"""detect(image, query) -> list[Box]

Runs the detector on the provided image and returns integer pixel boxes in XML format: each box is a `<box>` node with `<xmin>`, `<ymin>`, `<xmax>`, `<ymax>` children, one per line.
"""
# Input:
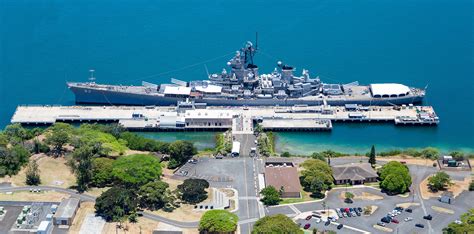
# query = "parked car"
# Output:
<box><xmin>391</xmin><ymin>218</ymin><xmax>399</xmax><ymax>224</ymax></box>
<box><xmin>377</xmin><ymin>222</ymin><xmax>386</xmax><ymax>227</ymax></box>
<box><xmin>404</xmin><ymin>217</ymin><xmax>413</xmax><ymax>222</ymax></box>
<box><xmin>423</xmin><ymin>215</ymin><xmax>433</xmax><ymax>220</ymax></box>
<box><xmin>382</xmin><ymin>216</ymin><xmax>392</xmax><ymax>223</ymax></box>
<box><xmin>304</xmin><ymin>223</ymin><xmax>311</xmax><ymax>229</ymax></box>
<box><xmin>454</xmin><ymin>220</ymin><xmax>462</xmax><ymax>225</ymax></box>
<box><xmin>415</xmin><ymin>223</ymin><xmax>425</xmax><ymax>228</ymax></box>
<box><xmin>325</xmin><ymin>220</ymin><xmax>331</xmax><ymax>226</ymax></box>
<box><xmin>337</xmin><ymin>224</ymin><xmax>344</xmax><ymax>229</ymax></box>
<box><xmin>355</xmin><ymin>209</ymin><xmax>361</xmax><ymax>216</ymax></box>
<box><xmin>336</xmin><ymin>210</ymin><xmax>342</xmax><ymax>218</ymax></box>
<box><xmin>306</xmin><ymin>215</ymin><xmax>312</xmax><ymax>220</ymax></box>
<box><xmin>357</xmin><ymin>207</ymin><xmax>363</xmax><ymax>212</ymax></box>
<box><xmin>395</xmin><ymin>206</ymin><xmax>404</xmax><ymax>211</ymax></box>
<box><xmin>406</xmin><ymin>208</ymin><xmax>413</xmax><ymax>213</ymax></box>
<box><xmin>314</xmin><ymin>218</ymin><xmax>321</xmax><ymax>223</ymax></box>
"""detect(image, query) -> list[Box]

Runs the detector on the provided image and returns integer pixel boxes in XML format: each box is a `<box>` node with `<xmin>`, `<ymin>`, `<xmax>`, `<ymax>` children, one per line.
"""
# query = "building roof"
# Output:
<box><xmin>37</xmin><ymin>221</ymin><xmax>51</xmax><ymax>231</ymax></box>
<box><xmin>54</xmin><ymin>198</ymin><xmax>80</xmax><ymax>219</ymax></box>
<box><xmin>195</xmin><ymin>85</ymin><xmax>222</xmax><ymax>94</ymax></box>
<box><xmin>370</xmin><ymin>83</ymin><xmax>410</xmax><ymax>97</ymax></box>
<box><xmin>164</xmin><ymin>86</ymin><xmax>191</xmax><ymax>96</ymax></box>
<box><xmin>264</xmin><ymin>166</ymin><xmax>301</xmax><ymax>194</ymax></box>
<box><xmin>332</xmin><ymin>163</ymin><xmax>378</xmax><ymax>181</ymax></box>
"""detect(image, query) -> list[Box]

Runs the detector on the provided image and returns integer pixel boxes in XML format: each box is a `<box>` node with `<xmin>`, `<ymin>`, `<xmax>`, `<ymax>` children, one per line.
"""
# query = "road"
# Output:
<box><xmin>233</xmin><ymin>132</ymin><xmax>263</xmax><ymax>234</ymax></box>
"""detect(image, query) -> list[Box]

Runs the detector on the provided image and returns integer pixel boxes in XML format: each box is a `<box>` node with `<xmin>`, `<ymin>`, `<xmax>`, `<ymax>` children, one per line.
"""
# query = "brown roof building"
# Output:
<box><xmin>332</xmin><ymin>163</ymin><xmax>378</xmax><ymax>185</ymax></box>
<box><xmin>264</xmin><ymin>160</ymin><xmax>301</xmax><ymax>198</ymax></box>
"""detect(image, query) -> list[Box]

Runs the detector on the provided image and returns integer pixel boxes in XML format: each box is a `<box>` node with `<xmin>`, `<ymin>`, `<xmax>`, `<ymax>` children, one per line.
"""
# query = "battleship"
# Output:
<box><xmin>68</xmin><ymin>40</ymin><xmax>425</xmax><ymax>107</ymax></box>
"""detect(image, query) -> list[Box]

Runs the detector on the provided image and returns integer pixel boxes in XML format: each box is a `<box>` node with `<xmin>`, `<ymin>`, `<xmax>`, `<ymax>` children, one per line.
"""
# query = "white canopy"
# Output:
<box><xmin>370</xmin><ymin>83</ymin><xmax>410</xmax><ymax>97</ymax></box>
<box><xmin>195</xmin><ymin>85</ymin><xmax>222</xmax><ymax>94</ymax></box>
<box><xmin>163</xmin><ymin>86</ymin><xmax>191</xmax><ymax>96</ymax></box>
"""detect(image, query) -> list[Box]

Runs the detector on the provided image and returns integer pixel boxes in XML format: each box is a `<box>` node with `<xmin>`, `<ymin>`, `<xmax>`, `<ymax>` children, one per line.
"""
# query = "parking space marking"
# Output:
<box><xmin>331</xmin><ymin>222</ymin><xmax>370</xmax><ymax>233</ymax></box>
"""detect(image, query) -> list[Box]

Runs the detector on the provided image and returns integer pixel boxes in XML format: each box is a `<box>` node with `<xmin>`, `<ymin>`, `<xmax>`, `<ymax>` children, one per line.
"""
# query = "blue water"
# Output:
<box><xmin>1</xmin><ymin>0</ymin><xmax>472</xmax><ymax>154</ymax></box>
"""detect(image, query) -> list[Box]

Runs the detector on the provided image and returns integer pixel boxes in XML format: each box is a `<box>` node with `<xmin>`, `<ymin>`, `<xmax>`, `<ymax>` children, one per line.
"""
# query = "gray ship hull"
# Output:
<box><xmin>69</xmin><ymin>86</ymin><xmax>424</xmax><ymax>106</ymax></box>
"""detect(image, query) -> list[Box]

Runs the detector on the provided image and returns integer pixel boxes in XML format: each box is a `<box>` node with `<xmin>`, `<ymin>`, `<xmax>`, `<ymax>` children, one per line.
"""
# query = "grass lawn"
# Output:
<box><xmin>0</xmin><ymin>155</ymin><xmax>76</xmax><ymax>188</ymax></box>
<box><xmin>280</xmin><ymin>190</ymin><xmax>318</xmax><ymax>205</ymax></box>
<box><xmin>0</xmin><ymin>191</ymin><xmax>69</xmax><ymax>202</ymax></box>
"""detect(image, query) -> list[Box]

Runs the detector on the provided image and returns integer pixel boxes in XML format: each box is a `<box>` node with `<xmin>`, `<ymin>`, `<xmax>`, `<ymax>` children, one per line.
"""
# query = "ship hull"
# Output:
<box><xmin>69</xmin><ymin>86</ymin><xmax>424</xmax><ymax>106</ymax></box>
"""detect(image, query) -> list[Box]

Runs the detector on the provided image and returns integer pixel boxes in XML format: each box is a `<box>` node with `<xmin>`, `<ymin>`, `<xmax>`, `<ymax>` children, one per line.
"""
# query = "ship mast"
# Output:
<box><xmin>88</xmin><ymin>69</ymin><xmax>96</xmax><ymax>84</ymax></box>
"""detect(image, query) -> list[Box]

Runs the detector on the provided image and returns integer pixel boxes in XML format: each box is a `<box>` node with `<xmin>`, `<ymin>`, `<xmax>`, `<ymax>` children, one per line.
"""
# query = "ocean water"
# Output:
<box><xmin>0</xmin><ymin>0</ymin><xmax>472</xmax><ymax>154</ymax></box>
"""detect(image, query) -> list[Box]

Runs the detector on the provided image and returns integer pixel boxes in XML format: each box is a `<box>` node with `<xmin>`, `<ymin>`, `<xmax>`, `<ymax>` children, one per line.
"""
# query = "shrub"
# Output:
<box><xmin>252</xmin><ymin>214</ymin><xmax>302</xmax><ymax>234</ymax></box>
<box><xmin>199</xmin><ymin>210</ymin><xmax>238</xmax><ymax>233</ymax></box>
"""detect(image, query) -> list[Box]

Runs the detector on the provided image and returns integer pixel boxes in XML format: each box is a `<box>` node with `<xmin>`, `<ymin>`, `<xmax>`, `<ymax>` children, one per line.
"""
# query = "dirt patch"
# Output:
<box><xmin>396</xmin><ymin>202</ymin><xmax>420</xmax><ymax>209</ymax></box>
<box><xmin>378</xmin><ymin>156</ymin><xmax>435</xmax><ymax>167</ymax></box>
<box><xmin>431</xmin><ymin>206</ymin><xmax>454</xmax><ymax>214</ymax></box>
<box><xmin>373</xmin><ymin>224</ymin><xmax>393</xmax><ymax>233</ymax></box>
<box><xmin>151</xmin><ymin>203</ymin><xmax>203</xmax><ymax>222</ymax></box>
<box><xmin>0</xmin><ymin>191</ymin><xmax>69</xmax><ymax>202</ymax></box>
<box><xmin>102</xmin><ymin>217</ymin><xmax>160</xmax><ymax>234</ymax></box>
<box><xmin>219</xmin><ymin>188</ymin><xmax>235</xmax><ymax>197</ymax></box>
<box><xmin>161</xmin><ymin>176</ymin><xmax>182</xmax><ymax>191</ymax></box>
<box><xmin>363</xmin><ymin>205</ymin><xmax>378</xmax><ymax>216</ymax></box>
<box><xmin>85</xmin><ymin>187</ymin><xmax>110</xmax><ymax>197</ymax></box>
<box><xmin>420</xmin><ymin>175</ymin><xmax>471</xmax><ymax>199</ymax></box>
<box><xmin>1</xmin><ymin>156</ymin><xmax>76</xmax><ymax>188</ymax></box>
<box><xmin>356</xmin><ymin>192</ymin><xmax>383</xmax><ymax>201</ymax></box>
<box><xmin>69</xmin><ymin>201</ymin><xmax>96</xmax><ymax>233</ymax></box>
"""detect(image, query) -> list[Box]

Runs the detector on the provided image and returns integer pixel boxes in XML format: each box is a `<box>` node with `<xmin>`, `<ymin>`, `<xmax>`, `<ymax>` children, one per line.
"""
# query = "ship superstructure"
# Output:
<box><xmin>67</xmin><ymin>40</ymin><xmax>425</xmax><ymax>106</ymax></box>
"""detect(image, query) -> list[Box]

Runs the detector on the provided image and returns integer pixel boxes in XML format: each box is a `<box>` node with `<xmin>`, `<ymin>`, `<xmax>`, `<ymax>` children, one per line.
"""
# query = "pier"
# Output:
<box><xmin>11</xmin><ymin>104</ymin><xmax>439</xmax><ymax>131</ymax></box>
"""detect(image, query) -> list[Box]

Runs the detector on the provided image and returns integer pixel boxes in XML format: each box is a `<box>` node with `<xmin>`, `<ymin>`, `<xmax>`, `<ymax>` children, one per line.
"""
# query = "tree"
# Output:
<box><xmin>0</xmin><ymin>145</ymin><xmax>30</xmax><ymax>177</ymax></box>
<box><xmin>0</xmin><ymin>133</ymin><xmax>8</xmax><ymax>147</ymax></box>
<box><xmin>168</xmin><ymin>141</ymin><xmax>196</xmax><ymax>169</ymax></box>
<box><xmin>443</xmin><ymin>209</ymin><xmax>474</xmax><ymax>234</ymax></box>
<box><xmin>252</xmin><ymin>214</ymin><xmax>303</xmax><ymax>234</ymax></box>
<box><xmin>260</xmin><ymin>186</ymin><xmax>281</xmax><ymax>206</ymax></box>
<box><xmin>300</xmin><ymin>159</ymin><xmax>333</xmax><ymax>196</ymax></box>
<box><xmin>310</xmin><ymin>152</ymin><xmax>325</xmax><ymax>161</ymax></box>
<box><xmin>305</xmin><ymin>173</ymin><xmax>330</xmax><ymax>198</ymax></box>
<box><xmin>199</xmin><ymin>210</ymin><xmax>238</xmax><ymax>233</ymax></box>
<box><xmin>95</xmin><ymin>186</ymin><xmax>138</xmax><ymax>222</ymax></box>
<box><xmin>91</xmin><ymin>158</ymin><xmax>114</xmax><ymax>187</ymax></box>
<box><xmin>4</xmin><ymin>123</ymin><xmax>32</xmax><ymax>145</ymax></box>
<box><xmin>25</xmin><ymin>160</ymin><xmax>41</xmax><ymax>185</ymax></box>
<box><xmin>421</xmin><ymin>147</ymin><xmax>440</xmax><ymax>159</ymax></box>
<box><xmin>177</xmin><ymin>178</ymin><xmax>209</xmax><ymax>204</ymax></box>
<box><xmin>381</xmin><ymin>174</ymin><xmax>408</xmax><ymax>194</ymax></box>
<box><xmin>112</xmin><ymin>154</ymin><xmax>162</xmax><ymax>187</ymax></box>
<box><xmin>281</xmin><ymin>151</ymin><xmax>291</xmax><ymax>157</ymax></box>
<box><xmin>138</xmin><ymin>181</ymin><xmax>169</xmax><ymax>210</ymax></box>
<box><xmin>369</xmin><ymin>145</ymin><xmax>376</xmax><ymax>166</ymax></box>
<box><xmin>379</xmin><ymin>161</ymin><xmax>412</xmax><ymax>194</ymax></box>
<box><xmin>71</xmin><ymin>145</ymin><xmax>94</xmax><ymax>193</ymax></box>
<box><xmin>45</xmin><ymin>123</ymin><xmax>72</xmax><ymax>156</ymax></box>
<box><xmin>428</xmin><ymin>172</ymin><xmax>453</xmax><ymax>192</ymax></box>
<box><xmin>469</xmin><ymin>180</ymin><xmax>474</xmax><ymax>191</ymax></box>
<box><xmin>345</xmin><ymin>192</ymin><xmax>354</xmax><ymax>201</ymax></box>
<box><xmin>450</xmin><ymin>151</ymin><xmax>465</xmax><ymax>161</ymax></box>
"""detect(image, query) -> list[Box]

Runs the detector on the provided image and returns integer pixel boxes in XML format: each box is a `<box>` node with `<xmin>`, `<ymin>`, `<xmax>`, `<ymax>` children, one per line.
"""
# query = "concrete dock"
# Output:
<box><xmin>11</xmin><ymin>104</ymin><xmax>439</xmax><ymax>131</ymax></box>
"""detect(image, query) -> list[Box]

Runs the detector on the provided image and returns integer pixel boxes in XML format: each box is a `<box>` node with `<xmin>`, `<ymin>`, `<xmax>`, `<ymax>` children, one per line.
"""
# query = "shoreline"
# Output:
<box><xmin>136</xmin><ymin>131</ymin><xmax>474</xmax><ymax>155</ymax></box>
